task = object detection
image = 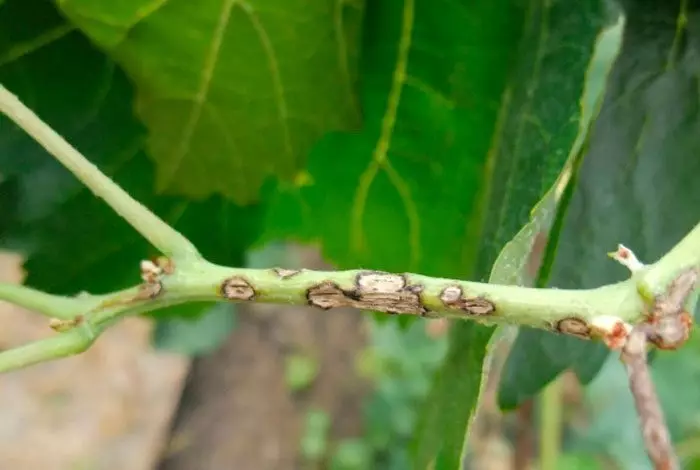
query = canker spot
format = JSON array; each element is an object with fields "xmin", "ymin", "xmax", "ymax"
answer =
[
  {"xmin": 555, "ymin": 317, "xmax": 591, "ymax": 339},
  {"xmin": 221, "ymin": 276, "xmax": 255, "ymax": 301},
  {"xmin": 440, "ymin": 285, "xmax": 495, "ymax": 316}
]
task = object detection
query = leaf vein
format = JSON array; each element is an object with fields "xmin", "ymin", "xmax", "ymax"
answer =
[
  {"xmin": 239, "ymin": 1, "xmax": 294, "ymax": 167},
  {"xmin": 349, "ymin": 0, "xmax": 414, "ymax": 257},
  {"xmin": 160, "ymin": 0, "xmax": 235, "ymax": 188}
]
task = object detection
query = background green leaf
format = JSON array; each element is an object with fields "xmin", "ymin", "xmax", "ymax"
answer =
[
  {"xmin": 56, "ymin": 0, "xmax": 364, "ymax": 203},
  {"xmin": 259, "ymin": 0, "xmax": 614, "ymax": 466},
  {"xmin": 498, "ymin": 12, "xmax": 625, "ymax": 410},
  {"xmin": 411, "ymin": 0, "xmax": 613, "ymax": 466},
  {"xmin": 263, "ymin": 0, "xmax": 523, "ymax": 277},
  {"xmin": 498, "ymin": 0, "xmax": 700, "ymax": 410},
  {"xmin": 152, "ymin": 303, "xmax": 237, "ymax": 356},
  {"xmin": 0, "ymin": 0, "xmax": 260, "ymax": 322}
]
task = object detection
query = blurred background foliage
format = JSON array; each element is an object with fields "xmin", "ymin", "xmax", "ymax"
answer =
[{"xmin": 1, "ymin": 0, "xmax": 700, "ymax": 468}]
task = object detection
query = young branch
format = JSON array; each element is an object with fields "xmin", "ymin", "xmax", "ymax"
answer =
[
  {"xmin": 0, "ymin": 82, "xmax": 699, "ymax": 412},
  {"xmin": 0, "ymin": 84, "xmax": 201, "ymax": 262},
  {"xmin": 0, "ymin": 325, "xmax": 104, "ymax": 372},
  {"xmin": 0, "ymin": 223, "xmax": 697, "ymax": 374},
  {"xmin": 0, "ymin": 282, "xmax": 95, "ymax": 320}
]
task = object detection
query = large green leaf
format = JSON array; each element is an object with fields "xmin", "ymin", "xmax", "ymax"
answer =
[
  {"xmin": 413, "ymin": 1, "xmax": 614, "ymax": 467},
  {"xmin": 498, "ymin": 12, "xmax": 625, "ymax": 410},
  {"xmin": 498, "ymin": 0, "xmax": 700, "ymax": 410},
  {"xmin": 262, "ymin": 0, "xmax": 611, "ymax": 467},
  {"xmin": 0, "ymin": 0, "xmax": 260, "ymax": 325},
  {"xmin": 55, "ymin": 0, "xmax": 363, "ymax": 204},
  {"xmin": 263, "ymin": 0, "xmax": 525, "ymax": 278}
]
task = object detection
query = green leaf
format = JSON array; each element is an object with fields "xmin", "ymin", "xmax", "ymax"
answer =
[
  {"xmin": 262, "ymin": 0, "xmax": 613, "ymax": 467},
  {"xmin": 300, "ymin": 409, "xmax": 331, "ymax": 461},
  {"xmin": 501, "ymin": 0, "xmax": 700, "ymax": 407},
  {"xmin": 331, "ymin": 438, "xmax": 372, "ymax": 470},
  {"xmin": 0, "ymin": 177, "xmax": 19, "ymax": 238},
  {"xmin": 414, "ymin": 2, "xmax": 615, "ymax": 467},
  {"xmin": 498, "ymin": 13, "xmax": 626, "ymax": 410},
  {"xmin": 0, "ymin": 0, "xmax": 260, "ymax": 323},
  {"xmin": 285, "ymin": 353, "xmax": 320, "ymax": 392},
  {"xmin": 56, "ymin": 0, "xmax": 364, "ymax": 204},
  {"xmin": 264, "ymin": 0, "xmax": 529, "ymax": 276},
  {"xmin": 412, "ymin": 324, "xmax": 495, "ymax": 470},
  {"xmin": 152, "ymin": 302, "xmax": 237, "ymax": 356}
]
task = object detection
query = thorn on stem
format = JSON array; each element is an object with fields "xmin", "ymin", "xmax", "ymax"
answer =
[{"xmin": 608, "ymin": 244, "xmax": 646, "ymax": 272}]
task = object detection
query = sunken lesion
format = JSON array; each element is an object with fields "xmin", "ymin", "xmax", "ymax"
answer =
[
  {"xmin": 273, "ymin": 267, "xmax": 301, "ymax": 279},
  {"xmin": 554, "ymin": 317, "xmax": 591, "ymax": 339},
  {"xmin": 139, "ymin": 281, "xmax": 164, "ymax": 299},
  {"xmin": 439, "ymin": 285, "xmax": 495, "ymax": 316},
  {"xmin": 307, "ymin": 281, "xmax": 349, "ymax": 309},
  {"xmin": 221, "ymin": 276, "xmax": 256, "ymax": 301},
  {"xmin": 306, "ymin": 271, "xmax": 428, "ymax": 316}
]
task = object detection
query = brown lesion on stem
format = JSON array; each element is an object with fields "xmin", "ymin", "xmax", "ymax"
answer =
[
  {"xmin": 221, "ymin": 276, "xmax": 256, "ymax": 301},
  {"xmin": 49, "ymin": 314, "xmax": 86, "ymax": 332},
  {"xmin": 306, "ymin": 271, "xmax": 430, "ymax": 316},
  {"xmin": 134, "ymin": 256, "xmax": 171, "ymax": 301},
  {"xmin": 645, "ymin": 267, "xmax": 698, "ymax": 351},
  {"xmin": 48, "ymin": 257, "xmax": 173, "ymax": 333},
  {"xmin": 439, "ymin": 285, "xmax": 496, "ymax": 316},
  {"xmin": 553, "ymin": 317, "xmax": 591, "ymax": 339}
]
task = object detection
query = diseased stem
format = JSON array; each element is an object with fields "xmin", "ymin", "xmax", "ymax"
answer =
[
  {"xmin": 0, "ymin": 228, "xmax": 695, "ymax": 375},
  {"xmin": 0, "ymin": 85, "xmax": 201, "ymax": 262},
  {"xmin": 0, "ymin": 83, "xmax": 699, "ymax": 400}
]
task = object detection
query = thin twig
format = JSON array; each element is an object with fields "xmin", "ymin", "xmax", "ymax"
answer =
[
  {"xmin": 0, "ymin": 282, "xmax": 94, "ymax": 320},
  {"xmin": 621, "ymin": 325, "xmax": 678, "ymax": 470},
  {"xmin": 0, "ymin": 84, "xmax": 201, "ymax": 261},
  {"xmin": 619, "ymin": 267, "xmax": 698, "ymax": 470}
]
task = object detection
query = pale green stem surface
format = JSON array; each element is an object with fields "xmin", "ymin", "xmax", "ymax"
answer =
[
  {"xmin": 0, "ymin": 282, "xmax": 92, "ymax": 320},
  {"xmin": 0, "ymin": 83, "xmax": 699, "ymax": 377}
]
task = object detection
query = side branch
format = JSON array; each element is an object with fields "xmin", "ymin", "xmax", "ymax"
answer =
[
  {"xmin": 0, "ymin": 282, "xmax": 95, "ymax": 320},
  {"xmin": 0, "ymin": 85, "xmax": 200, "ymax": 261},
  {"xmin": 621, "ymin": 325, "xmax": 678, "ymax": 470},
  {"xmin": 0, "ymin": 220, "xmax": 698, "ymax": 374}
]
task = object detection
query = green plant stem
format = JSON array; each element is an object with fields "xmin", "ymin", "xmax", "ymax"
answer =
[
  {"xmin": 0, "ymin": 282, "xmax": 94, "ymax": 320},
  {"xmin": 0, "ymin": 324, "xmax": 103, "ymax": 371},
  {"xmin": 0, "ymin": 84, "xmax": 201, "ymax": 262},
  {"xmin": 0, "ymin": 83, "xmax": 698, "ymax": 376},
  {"xmin": 0, "ymin": 221, "xmax": 697, "ymax": 374},
  {"xmin": 539, "ymin": 376, "xmax": 563, "ymax": 470},
  {"xmin": 642, "ymin": 217, "xmax": 700, "ymax": 297}
]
